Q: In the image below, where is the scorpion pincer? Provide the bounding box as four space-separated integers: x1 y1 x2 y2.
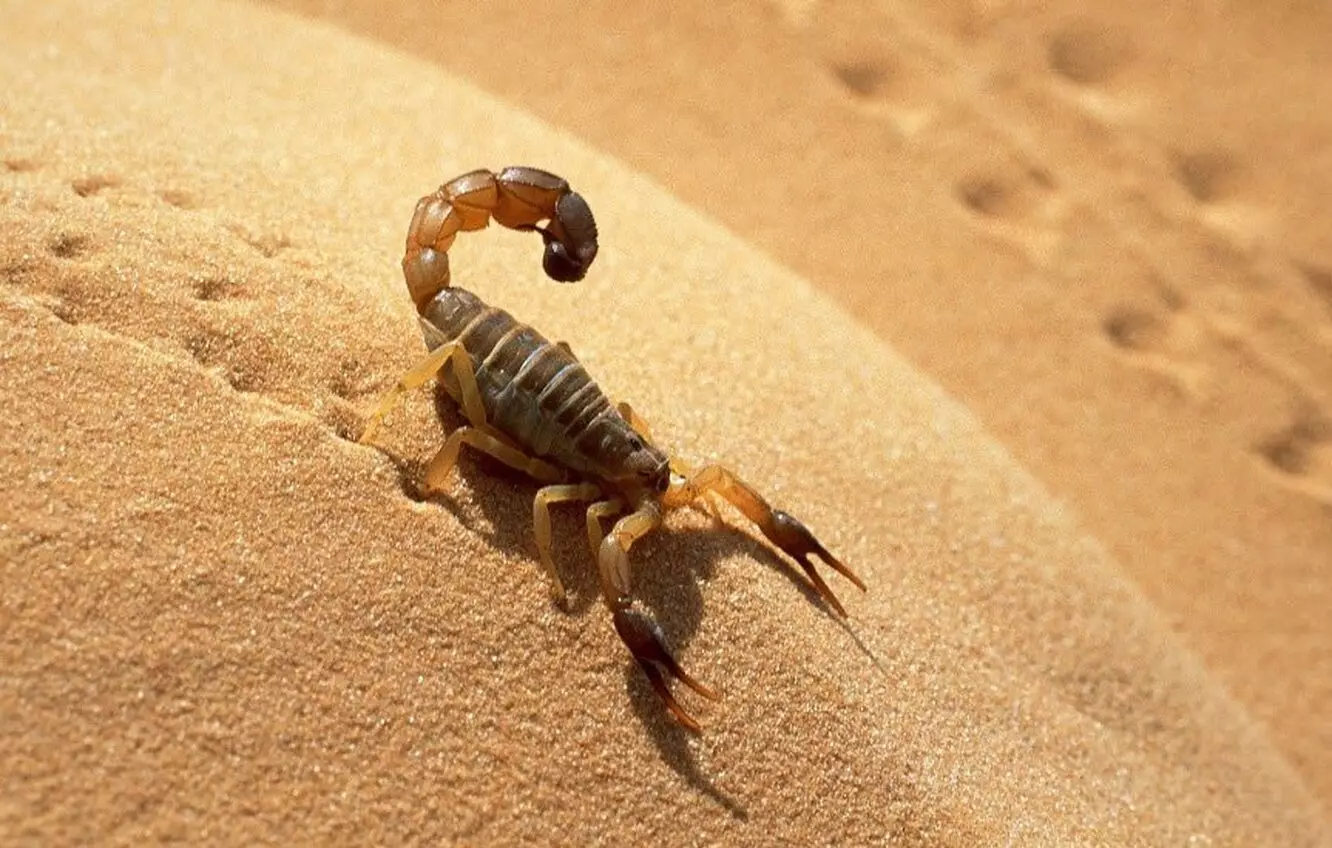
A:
360 166 866 731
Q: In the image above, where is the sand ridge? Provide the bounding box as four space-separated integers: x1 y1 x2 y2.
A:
1 1 1329 845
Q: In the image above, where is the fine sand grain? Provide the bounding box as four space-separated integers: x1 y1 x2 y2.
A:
2 1 1329 845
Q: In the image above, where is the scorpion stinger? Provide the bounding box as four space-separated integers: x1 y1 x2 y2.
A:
528 190 598 283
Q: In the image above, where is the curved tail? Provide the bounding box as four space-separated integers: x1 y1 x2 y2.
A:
402 166 599 312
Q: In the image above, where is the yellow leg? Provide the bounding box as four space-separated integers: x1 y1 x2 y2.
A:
616 401 654 442
599 502 719 732
585 499 622 561
532 482 603 604
597 503 661 606
424 426 564 492
360 340 486 444
664 464 866 616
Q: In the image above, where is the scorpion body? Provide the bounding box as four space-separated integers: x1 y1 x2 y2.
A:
362 166 864 731
419 286 663 490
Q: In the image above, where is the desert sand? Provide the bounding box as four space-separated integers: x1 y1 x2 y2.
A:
2 1 1329 845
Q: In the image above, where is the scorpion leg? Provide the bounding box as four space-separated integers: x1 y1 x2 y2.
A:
360 341 486 444
616 401 654 442
599 503 719 732
532 482 604 604
665 465 866 617
424 427 563 492
585 499 622 559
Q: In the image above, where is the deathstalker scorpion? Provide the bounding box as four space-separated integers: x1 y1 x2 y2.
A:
361 166 866 731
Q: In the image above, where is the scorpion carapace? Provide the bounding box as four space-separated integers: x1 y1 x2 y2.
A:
361 166 865 732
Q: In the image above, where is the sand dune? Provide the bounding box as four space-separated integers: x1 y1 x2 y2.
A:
1 1 1329 845
269 0 1332 814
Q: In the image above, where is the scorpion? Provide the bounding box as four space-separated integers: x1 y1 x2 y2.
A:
360 166 865 731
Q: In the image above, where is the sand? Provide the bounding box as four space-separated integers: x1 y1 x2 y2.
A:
1 1 1328 845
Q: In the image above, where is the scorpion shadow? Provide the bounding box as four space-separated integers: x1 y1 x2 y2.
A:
381 387 867 817
616 522 886 823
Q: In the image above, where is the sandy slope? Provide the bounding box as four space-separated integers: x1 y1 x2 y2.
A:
265 0 1332 811
1 1 1328 845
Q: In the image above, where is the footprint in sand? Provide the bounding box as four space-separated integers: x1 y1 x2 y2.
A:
1172 148 1243 206
189 274 249 304
159 188 201 210
70 174 121 198
181 322 276 395
782 0 947 135
47 231 94 261
956 164 1056 221
1297 261 1332 321
1043 17 1145 122
228 223 293 259
1101 284 1211 398
1255 401 1332 505
1170 146 1272 247
953 159 1065 264
826 51 943 135
37 231 103 324
1045 19 1135 88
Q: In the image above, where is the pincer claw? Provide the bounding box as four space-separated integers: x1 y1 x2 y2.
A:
765 510 867 617
614 606 719 732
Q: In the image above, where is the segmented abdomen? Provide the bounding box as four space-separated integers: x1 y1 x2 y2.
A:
421 287 615 473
